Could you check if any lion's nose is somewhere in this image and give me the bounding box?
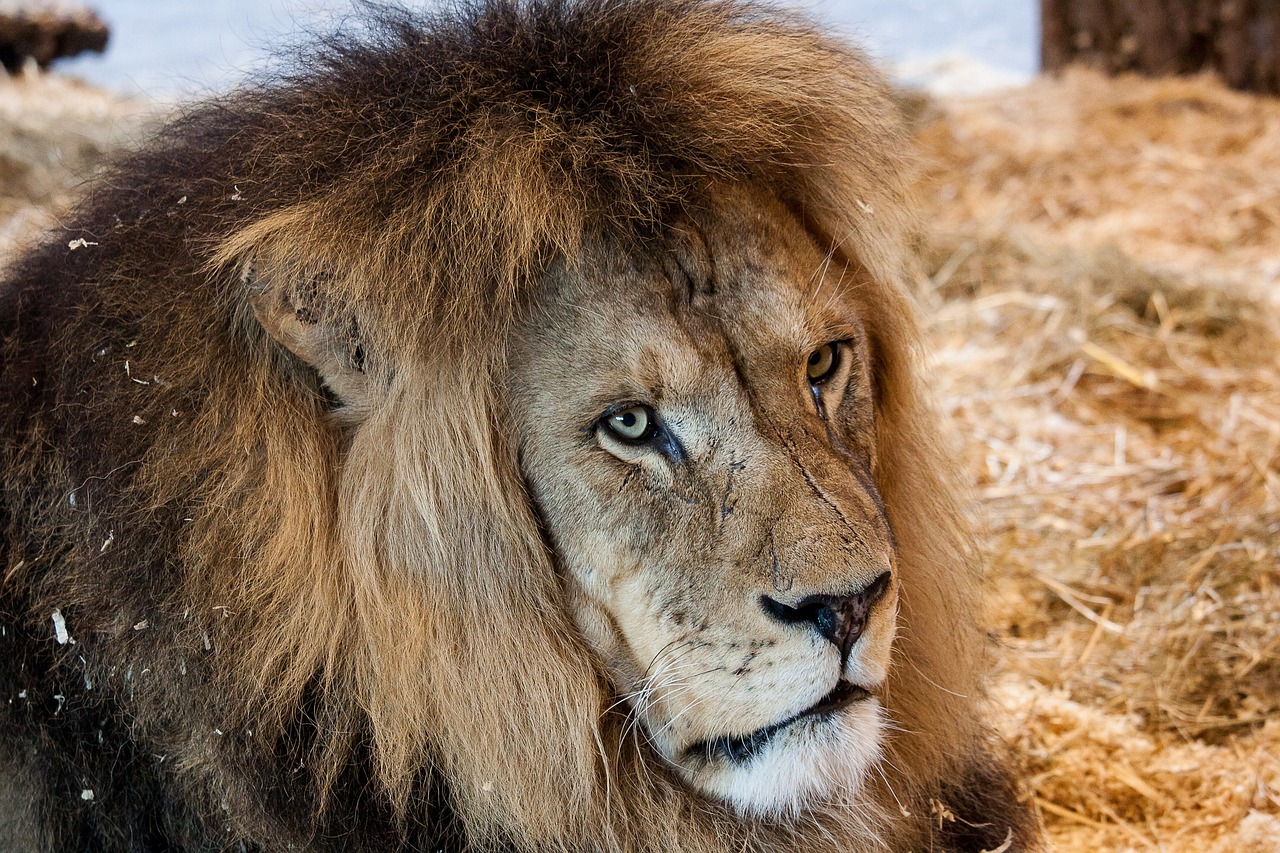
[760,572,891,661]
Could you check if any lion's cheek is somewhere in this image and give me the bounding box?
[551,528,634,616]
[604,573,684,671]
[557,544,681,690]
[562,584,628,668]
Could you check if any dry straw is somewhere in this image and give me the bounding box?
[912,68,1280,851]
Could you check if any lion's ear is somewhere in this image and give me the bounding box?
[242,257,381,413]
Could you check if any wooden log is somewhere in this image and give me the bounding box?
[1040,0,1280,94]
[0,0,109,73]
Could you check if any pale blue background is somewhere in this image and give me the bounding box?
[61,1,1037,95]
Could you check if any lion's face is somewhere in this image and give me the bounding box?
[509,185,898,819]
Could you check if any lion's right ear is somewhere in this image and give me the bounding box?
[242,257,382,414]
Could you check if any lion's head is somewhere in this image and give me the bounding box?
[1,1,1036,850]
[510,184,897,817]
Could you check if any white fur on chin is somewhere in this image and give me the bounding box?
[683,701,884,820]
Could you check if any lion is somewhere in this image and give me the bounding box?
[0,0,1039,850]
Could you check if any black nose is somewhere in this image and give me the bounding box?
[761,572,892,662]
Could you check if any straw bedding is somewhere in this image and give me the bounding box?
[2,63,1277,851]
[913,68,1280,851]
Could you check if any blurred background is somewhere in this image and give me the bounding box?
[56,0,1037,95]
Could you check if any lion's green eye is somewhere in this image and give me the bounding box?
[602,405,655,443]
[806,343,840,384]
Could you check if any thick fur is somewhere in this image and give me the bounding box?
[0,0,1039,850]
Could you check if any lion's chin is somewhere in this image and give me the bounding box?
[675,699,884,821]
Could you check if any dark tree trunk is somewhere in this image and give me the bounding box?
[0,2,109,74]
[1041,0,1280,94]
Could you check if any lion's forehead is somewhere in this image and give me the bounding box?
[528,190,859,410]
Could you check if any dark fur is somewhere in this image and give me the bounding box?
[0,0,1039,849]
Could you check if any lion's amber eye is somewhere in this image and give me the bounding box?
[806,343,840,384]
[602,404,656,443]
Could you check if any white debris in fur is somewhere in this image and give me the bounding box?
[51,609,69,644]
[67,239,97,250]
[80,789,94,801]
[124,360,150,385]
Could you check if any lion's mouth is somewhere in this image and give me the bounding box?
[687,680,872,764]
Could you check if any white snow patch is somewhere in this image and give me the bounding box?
[892,52,1030,97]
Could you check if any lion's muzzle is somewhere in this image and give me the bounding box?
[759,570,892,666]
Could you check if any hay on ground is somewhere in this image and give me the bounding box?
[912,67,1280,851]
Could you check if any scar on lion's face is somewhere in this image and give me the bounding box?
[509,183,898,818]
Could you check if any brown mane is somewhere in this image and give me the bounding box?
[0,1,1035,850]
